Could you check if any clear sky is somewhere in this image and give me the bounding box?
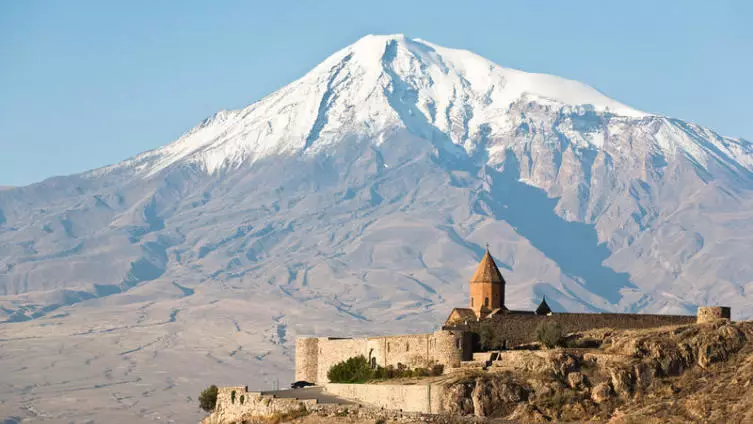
[1,0,751,186]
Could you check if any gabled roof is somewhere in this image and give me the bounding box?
[488,306,509,317]
[536,297,552,315]
[451,308,477,320]
[445,308,478,326]
[470,250,506,285]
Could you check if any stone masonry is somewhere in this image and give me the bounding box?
[208,250,734,422]
[202,386,316,424]
[697,306,732,323]
[295,329,472,384]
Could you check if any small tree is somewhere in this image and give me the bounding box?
[479,322,498,351]
[327,355,374,383]
[535,320,564,348]
[430,364,444,376]
[199,384,218,412]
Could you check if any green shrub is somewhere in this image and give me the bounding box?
[240,394,245,405]
[329,356,440,383]
[535,320,564,348]
[430,364,444,376]
[373,365,393,380]
[327,355,374,383]
[231,390,236,404]
[414,367,430,377]
[198,384,218,412]
[478,322,499,351]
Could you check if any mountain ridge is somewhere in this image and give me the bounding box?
[1,34,753,424]
[84,34,658,179]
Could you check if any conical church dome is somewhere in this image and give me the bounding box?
[470,250,506,284]
[536,297,552,315]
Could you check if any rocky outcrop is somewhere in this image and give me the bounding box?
[440,321,753,422]
[591,382,612,404]
[607,320,746,372]
[469,376,529,417]
[441,382,474,415]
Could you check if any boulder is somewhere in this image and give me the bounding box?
[549,352,581,379]
[442,382,474,415]
[591,382,613,404]
[696,324,746,369]
[470,377,528,417]
[566,371,588,390]
[609,367,634,397]
[632,362,655,390]
[508,403,551,423]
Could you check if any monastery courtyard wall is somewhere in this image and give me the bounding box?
[296,330,472,384]
[470,312,699,347]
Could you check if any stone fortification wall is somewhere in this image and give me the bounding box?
[325,383,447,414]
[203,386,316,424]
[315,337,370,384]
[365,330,471,370]
[697,306,731,323]
[434,329,473,367]
[295,337,319,382]
[467,312,697,348]
[298,330,471,384]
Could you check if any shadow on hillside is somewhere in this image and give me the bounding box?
[481,152,635,305]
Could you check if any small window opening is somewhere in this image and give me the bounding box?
[485,297,489,307]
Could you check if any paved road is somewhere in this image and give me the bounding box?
[261,387,353,404]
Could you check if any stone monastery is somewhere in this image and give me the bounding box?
[295,250,731,384]
[204,251,733,423]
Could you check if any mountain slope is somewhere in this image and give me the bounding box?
[0,34,752,423]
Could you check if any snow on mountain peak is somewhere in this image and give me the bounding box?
[118,34,656,177]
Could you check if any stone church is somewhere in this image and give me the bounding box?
[295,250,729,384]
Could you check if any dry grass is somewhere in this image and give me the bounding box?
[275,408,310,423]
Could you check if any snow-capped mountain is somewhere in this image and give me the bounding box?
[109,34,648,178]
[1,34,752,422]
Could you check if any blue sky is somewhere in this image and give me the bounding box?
[1,0,751,186]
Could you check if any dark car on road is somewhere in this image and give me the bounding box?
[290,380,315,389]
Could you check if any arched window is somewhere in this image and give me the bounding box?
[387,342,390,352]
[485,297,489,307]
[471,298,474,307]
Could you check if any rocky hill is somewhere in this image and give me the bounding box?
[436,320,753,422]
[281,320,753,424]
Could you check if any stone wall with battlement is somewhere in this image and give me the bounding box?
[697,306,731,323]
[202,386,317,424]
[462,312,699,348]
[295,330,472,384]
